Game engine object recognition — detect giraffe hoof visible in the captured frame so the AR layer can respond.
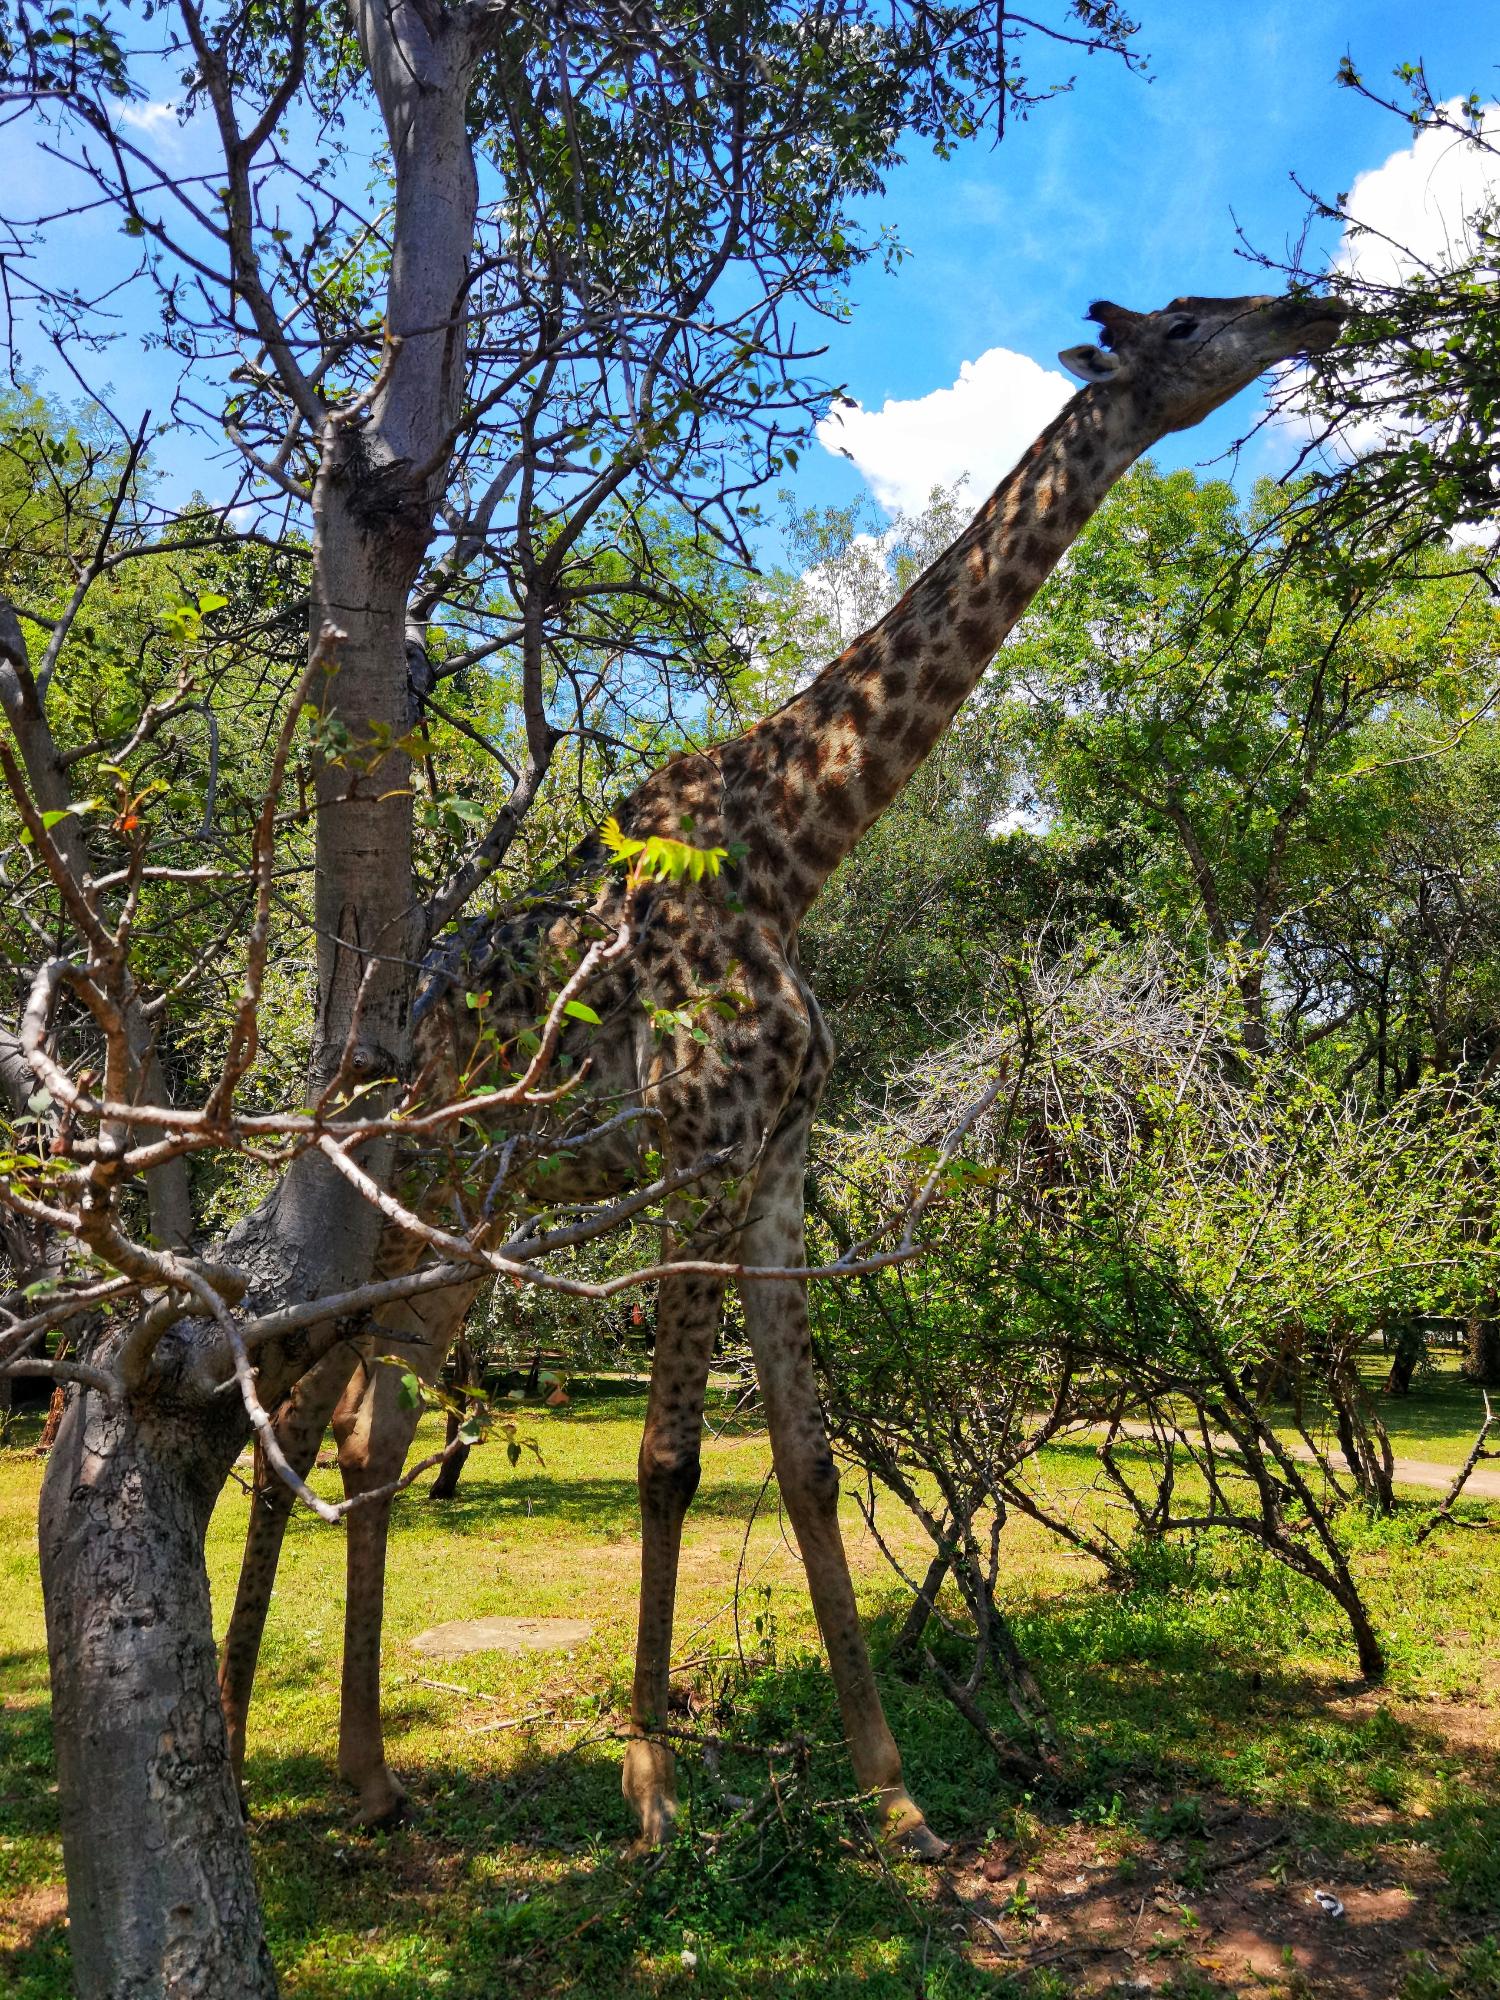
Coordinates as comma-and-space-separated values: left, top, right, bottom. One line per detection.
877, 1787, 950, 1863
350, 1769, 409, 1829
624, 1800, 680, 1856
621, 1737, 679, 1850
892, 1818, 951, 1864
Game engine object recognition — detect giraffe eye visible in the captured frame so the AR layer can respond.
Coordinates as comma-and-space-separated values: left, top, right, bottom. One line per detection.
1166, 318, 1199, 341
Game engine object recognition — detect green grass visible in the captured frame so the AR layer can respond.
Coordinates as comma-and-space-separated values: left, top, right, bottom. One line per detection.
1348, 1346, 1495, 1466
2, 1374, 1497, 1998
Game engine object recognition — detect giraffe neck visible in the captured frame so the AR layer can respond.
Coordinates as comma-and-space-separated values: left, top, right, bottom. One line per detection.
731, 386, 1144, 924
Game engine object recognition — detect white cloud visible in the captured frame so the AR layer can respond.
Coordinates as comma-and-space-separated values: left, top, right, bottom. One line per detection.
117, 100, 181, 140
817, 346, 1074, 515
1272, 101, 1500, 464
990, 803, 1051, 839
1335, 99, 1500, 288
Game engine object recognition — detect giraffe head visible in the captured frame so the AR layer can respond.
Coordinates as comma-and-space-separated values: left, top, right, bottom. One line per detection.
1057, 292, 1346, 435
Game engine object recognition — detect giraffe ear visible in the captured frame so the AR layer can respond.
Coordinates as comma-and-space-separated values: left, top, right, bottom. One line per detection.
1057, 343, 1124, 385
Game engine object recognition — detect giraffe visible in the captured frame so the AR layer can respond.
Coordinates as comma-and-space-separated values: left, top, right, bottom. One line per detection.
220, 290, 1347, 1851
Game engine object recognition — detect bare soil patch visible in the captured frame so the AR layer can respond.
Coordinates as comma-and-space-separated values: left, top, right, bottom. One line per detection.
0, 1884, 67, 1955
945, 1696, 1497, 2000
411, 1615, 594, 1659
945, 1803, 1460, 1998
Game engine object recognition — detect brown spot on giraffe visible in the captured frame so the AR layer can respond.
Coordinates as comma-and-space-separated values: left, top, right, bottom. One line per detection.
842, 685, 873, 735
888, 617, 923, 663
929, 667, 972, 706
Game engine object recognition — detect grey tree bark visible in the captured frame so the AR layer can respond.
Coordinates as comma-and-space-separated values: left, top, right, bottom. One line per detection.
40, 1376, 271, 1998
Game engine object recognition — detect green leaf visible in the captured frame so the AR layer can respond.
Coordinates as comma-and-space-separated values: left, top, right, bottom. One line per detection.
23, 798, 100, 844
600, 813, 644, 861
562, 999, 602, 1025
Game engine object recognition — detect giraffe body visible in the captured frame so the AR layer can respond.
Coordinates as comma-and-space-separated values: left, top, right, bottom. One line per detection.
221, 290, 1346, 1846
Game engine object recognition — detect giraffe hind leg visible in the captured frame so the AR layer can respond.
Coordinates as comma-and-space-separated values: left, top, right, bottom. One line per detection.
330, 1357, 419, 1825
621, 1267, 724, 1847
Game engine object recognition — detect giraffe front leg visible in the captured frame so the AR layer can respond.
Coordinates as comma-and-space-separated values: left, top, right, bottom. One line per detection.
784, 1370, 947, 1855
622, 1268, 723, 1848
739, 1127, 947, 1860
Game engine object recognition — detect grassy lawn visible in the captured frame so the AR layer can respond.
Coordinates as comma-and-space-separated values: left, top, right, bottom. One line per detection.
1, 1374, 1497, 1999
1346, 1350, 1494, 1469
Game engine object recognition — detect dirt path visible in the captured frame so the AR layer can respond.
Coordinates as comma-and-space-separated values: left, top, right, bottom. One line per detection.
1112, 1420, 1500, 1500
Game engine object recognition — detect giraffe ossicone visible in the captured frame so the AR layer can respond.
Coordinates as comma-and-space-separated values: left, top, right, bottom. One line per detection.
219, 288, 1346, 1852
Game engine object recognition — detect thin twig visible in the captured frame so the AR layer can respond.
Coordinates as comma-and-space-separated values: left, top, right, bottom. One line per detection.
1415, 1391, 1496, 1545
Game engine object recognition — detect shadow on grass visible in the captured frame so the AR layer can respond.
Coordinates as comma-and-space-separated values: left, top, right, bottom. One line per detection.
0, 1910, 69, 2000
7, 1524, 1499, 1998
233, 1541, 1500, 1987
243, 1718, 980, 1999
0, 1645, 50, 1691
245, 1471, 779, 1552
1358, 1371, 1492, 1456
0, 1696, 68, 2000
235, 1638, 1500, 2000
0, 1693, 57, 1837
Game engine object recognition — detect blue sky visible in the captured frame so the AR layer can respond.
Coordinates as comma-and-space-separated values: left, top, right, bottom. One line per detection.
794, 0, 1498, 519
5, 1, 1495, 542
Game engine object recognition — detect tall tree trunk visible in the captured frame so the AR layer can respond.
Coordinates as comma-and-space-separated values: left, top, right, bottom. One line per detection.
1464, 1299, 1500, 1387
32, 13, 482, 1988
428, 1401, 472, 1500
40, 1176, 394, 1993
38, 1380, 268, 1997
1383, 1320, 1422, 1396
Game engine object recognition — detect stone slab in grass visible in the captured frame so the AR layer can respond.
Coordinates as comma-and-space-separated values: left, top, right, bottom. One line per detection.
412, 1615, 594, 1659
